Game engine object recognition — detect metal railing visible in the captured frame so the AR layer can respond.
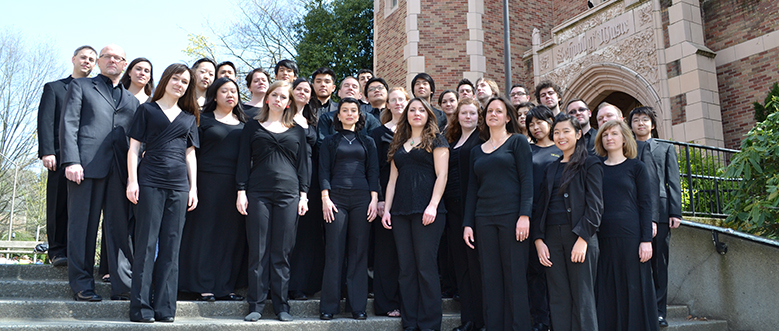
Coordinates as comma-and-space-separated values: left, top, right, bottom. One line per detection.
657, 139, 741, 218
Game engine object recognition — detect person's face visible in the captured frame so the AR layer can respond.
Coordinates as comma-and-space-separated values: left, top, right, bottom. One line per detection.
338, 77, 361, 100
458, 84, 474, 100
130, 61, 151, 87
440, 92, 458, 115
413, 80, 431, 100
602, 126, 625, 153
528, 117, 551, 141
517, 107, 529, 130
458, 104, 479, 131
597, 106, 623, 127
165, 70, 190, 99
217, 65, 236, 81
510, 87, 529, 105
476, 81, 493, 101
249, 72, 269, 95
553, 121, 581, 154
266, 86, 290, 113
367, 82, 387, 105
337, 103, 360, 129
275, 66, 296, 82
194, 62, 215, 91
216, 81, 239, 109
97, 46, 126, 78
72, 49, 97, 77
313, 74, 335, 99
566, 101, 591, 127
406, 100, 428, 129
485, 100, 509, 129
631, 114, 654, 139
293, 82, 312, 105
358, 73, 373, 90
538, 87, 559, 109
388, 90, 408, 117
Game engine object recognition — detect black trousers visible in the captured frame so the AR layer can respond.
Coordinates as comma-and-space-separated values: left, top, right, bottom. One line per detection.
288, 184, 325, 296
129, 186, 187, 321
46, 168, 69, 259
528, 233, 551, 326
245, 191, 299, 314
652, 198, 671, 318
476, 213, 531, 331
320, 189, 371, 314
393, 213, 445, 331
373, 210, 401, 315
444, 197, 484, 328
67, 168, 133, 297
545, 224, 598, 331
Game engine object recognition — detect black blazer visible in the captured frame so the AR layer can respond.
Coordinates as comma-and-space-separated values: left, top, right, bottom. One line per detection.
446, 131, 483, 202
37, 76, 73, 159
319, 130, 381, 194
636, 140, 661, 224
532, 155, 604, 241
649, 139, 683, 221
59, 76, 139, 179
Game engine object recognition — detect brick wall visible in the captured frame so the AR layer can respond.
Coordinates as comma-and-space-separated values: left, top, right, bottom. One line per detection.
554, 0, 588, 26
374, 0, 407, 88
417, 0, 470, 96
703, 0, 779, 52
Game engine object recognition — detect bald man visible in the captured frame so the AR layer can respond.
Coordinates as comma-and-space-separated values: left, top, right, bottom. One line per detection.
60, 44, 139, 302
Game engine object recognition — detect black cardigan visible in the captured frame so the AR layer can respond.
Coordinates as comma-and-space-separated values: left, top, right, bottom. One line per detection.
319, 130, 381, 193
532, 155, 604, 241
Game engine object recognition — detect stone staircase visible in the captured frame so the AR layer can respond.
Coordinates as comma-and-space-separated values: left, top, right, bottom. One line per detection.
0, 264, 728, 330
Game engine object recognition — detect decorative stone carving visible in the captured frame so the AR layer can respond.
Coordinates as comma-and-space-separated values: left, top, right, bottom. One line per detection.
541, 55, 550, 70
639, 4, 652, 27
556, 3, 626, 43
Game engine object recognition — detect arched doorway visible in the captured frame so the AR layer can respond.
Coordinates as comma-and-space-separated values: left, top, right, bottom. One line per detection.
596, 91, 643, 120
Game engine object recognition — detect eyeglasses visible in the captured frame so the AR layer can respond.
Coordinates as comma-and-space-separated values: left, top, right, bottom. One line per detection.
100, 54, 126, 62
568, 107, 589, 114
367, 86, 386, 92
510, 92, 527, 97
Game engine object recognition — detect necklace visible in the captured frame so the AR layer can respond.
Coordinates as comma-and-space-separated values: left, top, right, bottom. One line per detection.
343, 135, 357, 145
490, 133, 510, 150
409, 136, 420, 146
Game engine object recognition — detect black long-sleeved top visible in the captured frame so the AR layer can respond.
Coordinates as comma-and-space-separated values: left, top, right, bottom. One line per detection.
443, 131, 482, 202
531, 144, 562, 213
463, 134, 533, 227
242, 104, 261, 120
236, 120, 309, 194
370, 125, 394, 200
600, 158, 653, 242
317, 109, 381, 142
319, 130, 380, 193
390, 134, 449, 215
196, 112, 244, 175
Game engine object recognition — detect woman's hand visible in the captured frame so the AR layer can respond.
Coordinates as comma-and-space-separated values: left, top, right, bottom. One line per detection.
381, 212, 392, 230
236, 191, 248, 216
535, 239, 552, 267
571, 237, 588, 263
187, 188, 198, 211
463, 226, 476, 249
652, 222, 658, 238
367, 197, 378, 222
422, 205, 437, 226
322, 195, 338, 223
298, 197, 308, 216
515, 215, 530, 242
377, 201, 385, 217
639, 242, 653, 263
126, 181, 139, 205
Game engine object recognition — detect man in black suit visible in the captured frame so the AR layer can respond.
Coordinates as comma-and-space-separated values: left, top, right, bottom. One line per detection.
566, 99, 597, 154
628, 106, 683, 328
60, 44, 139, 302
38, 45, 97, 267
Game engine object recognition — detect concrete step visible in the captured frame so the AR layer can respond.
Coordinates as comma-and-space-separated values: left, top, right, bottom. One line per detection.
0, 280, 112, 299
668, 304, 690, 319
0, 264, 70, 281
665, 318, 728, 331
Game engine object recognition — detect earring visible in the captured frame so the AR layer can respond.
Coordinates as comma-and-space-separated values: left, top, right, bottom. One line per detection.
285, 105, 289, 109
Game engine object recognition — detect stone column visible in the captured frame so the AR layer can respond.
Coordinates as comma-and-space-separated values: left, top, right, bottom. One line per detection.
464, 0, 486, 83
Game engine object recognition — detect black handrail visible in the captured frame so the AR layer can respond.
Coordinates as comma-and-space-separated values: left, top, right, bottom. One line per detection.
681, 219, 779, 250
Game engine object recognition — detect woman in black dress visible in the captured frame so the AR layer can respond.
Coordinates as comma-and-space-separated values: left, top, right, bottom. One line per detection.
242, 68, 270, 119
178, 77, 247, 301
444, 98, 484, 331
594, 120, 658, 331
237, 80, 309, 322
462, 96, 533, 331
381, 97, 449, 331
370, 87, 409, 318
533, 115, 602, 331
126, 63, 200, 323
319, 98, 380, 320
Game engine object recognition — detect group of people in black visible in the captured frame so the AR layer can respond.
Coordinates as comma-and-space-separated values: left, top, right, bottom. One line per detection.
38, 44, 682, 331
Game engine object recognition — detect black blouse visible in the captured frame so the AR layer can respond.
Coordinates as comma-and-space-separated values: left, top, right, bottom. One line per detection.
444, 131, 482, 202
390, 134, 449, 215
601, 158, 653, 242
197, 112, 244, 175
127, 102, 199, 192
319, 130, 380, 193
370, 125, 394, 200
531, 144, 562, 212
235, 120, 309, 195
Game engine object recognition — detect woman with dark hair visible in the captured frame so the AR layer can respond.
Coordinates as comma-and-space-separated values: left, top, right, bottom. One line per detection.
517, 102, 534, 139
444, 98, 485, 331
318, 98, 380, 320
288, 76, 325, 300
370, 86, 409, 318
179, 77, 247, 302
126, 64, 200, 323
120, 58, 154, 103
243, 68, 270, 119
533, 115, 603, 331
438, 89, 459, 118
381, 97, 449, 331
594, 120, 657, 331
237, 80, 309, 323
462, 96, 533, 331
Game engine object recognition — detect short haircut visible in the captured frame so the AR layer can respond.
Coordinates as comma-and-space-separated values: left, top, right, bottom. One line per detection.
411, 72, 436, 95
73, 45, 96, 56
364, 77, 388, 97
534, 80, 562, 104
357, 69, 374, 77
565, 98, 588, 112
311, 67, 336, 82
245, 67, 271, 89
457, 78, 474, 92
341, 75, 359, 87
627, 106, 658, 134
510, 84, 527, 93
192, 58, 217, 71
275, 59, 299, 77
333, 97, 366, 132
595, 120, 637, 158
525, 105, 555, 143
217, 61, 237, 74
596, 101, 618, 112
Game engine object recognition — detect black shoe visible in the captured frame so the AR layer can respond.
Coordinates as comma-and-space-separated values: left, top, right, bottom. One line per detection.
320, 312, 334, 320
157, 316, 174, 323
532, 323, 550, 331
289, 291, 307, 300
659, 316, 669, 327
51, 256, 67, 267
352, 311, 367, 320
197, 294, 216, 302
131, 317, 154, 323
216, 294, 244, 301
452, 321, 474, 331
278, 312, 293, 321
74, 290, 102, 302
110, 292, 130, 301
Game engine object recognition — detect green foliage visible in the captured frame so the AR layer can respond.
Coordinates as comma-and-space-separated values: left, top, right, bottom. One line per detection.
294, 0, 373, 81
677, 148, 728, 215
723, 111, 779, 238
753, 82, 779, 122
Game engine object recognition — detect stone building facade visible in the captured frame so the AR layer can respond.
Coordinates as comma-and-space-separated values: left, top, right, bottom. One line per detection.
373, 0, 779, 149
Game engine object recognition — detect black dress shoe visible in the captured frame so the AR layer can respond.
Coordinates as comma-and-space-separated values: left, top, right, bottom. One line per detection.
320, 312, 334, 320
157, 316, 174, 323
352, 311, 367, 320
197, 294, 215, 302
110, 293, 130, 301
289, 291, 307, 300
131, 317, 154, 323
216, 294, 244, 301
74, 290, 102, 302
659, 316, 669, 327
452, 321, 474, 331
532, 322, 550, 331
51, 256, 67, 267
